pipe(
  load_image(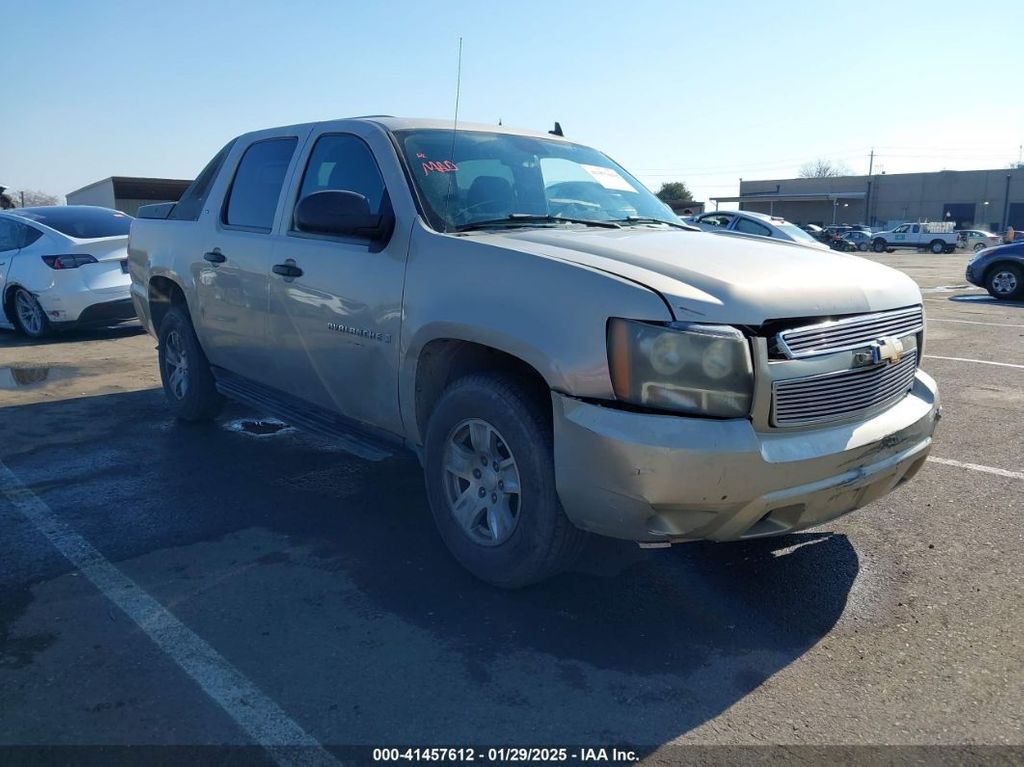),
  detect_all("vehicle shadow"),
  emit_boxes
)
[0,322,144,348]
[949,295,1024,307]
[0,390,859,750]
